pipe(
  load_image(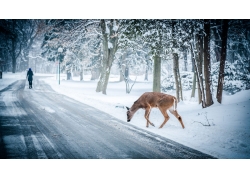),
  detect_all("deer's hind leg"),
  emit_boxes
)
[144,107,155,127]
[158,107,170,129]
[169,109,185,129]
